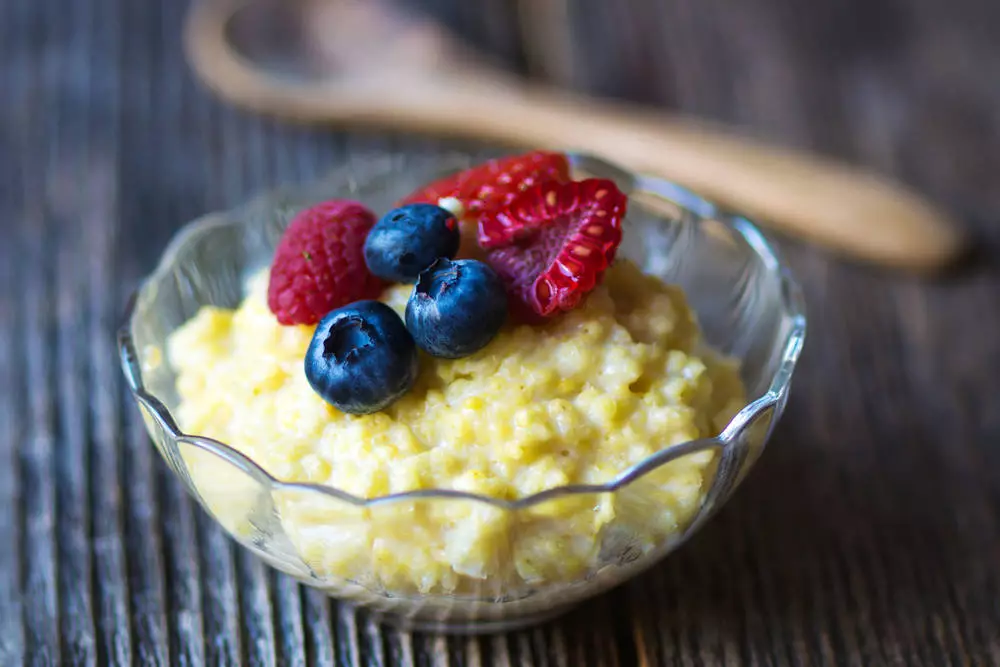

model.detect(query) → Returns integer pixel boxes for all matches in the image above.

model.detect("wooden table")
[2,0,999,664]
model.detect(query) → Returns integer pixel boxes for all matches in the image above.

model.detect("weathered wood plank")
[86,158,133,667]
[236,551,278,667]
[21,117,62,667]
[271,573,307,667]
[301,591,336,667]
[53,173,99,667]
[196,514,243,666]
[0,66,27,666]
[158,469,207,667]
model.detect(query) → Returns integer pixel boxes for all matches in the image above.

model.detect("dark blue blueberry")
[364,203,460,283]
[405,258,508,359]
[305,301,418,414]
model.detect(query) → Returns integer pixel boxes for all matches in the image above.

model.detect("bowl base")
[365,602,577,635]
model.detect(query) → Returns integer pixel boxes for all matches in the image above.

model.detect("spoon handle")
[184,1,963,271]
[503,92,964,271]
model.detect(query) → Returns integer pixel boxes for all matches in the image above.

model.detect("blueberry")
[305,301,418,414]
[364,203,460,283]
[405,258,508,359]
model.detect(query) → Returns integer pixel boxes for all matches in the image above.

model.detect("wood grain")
[2,0,1000,665]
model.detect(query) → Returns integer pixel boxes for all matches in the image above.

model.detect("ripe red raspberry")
[267,200,386,326]
[398,151,570,218]
[482,178,627,322]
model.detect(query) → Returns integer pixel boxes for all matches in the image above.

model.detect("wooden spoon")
[183,0,964,271]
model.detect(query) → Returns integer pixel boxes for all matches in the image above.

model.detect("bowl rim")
[117,152,807,510]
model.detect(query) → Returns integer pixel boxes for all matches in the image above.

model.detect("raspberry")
[482,178,627,322]
[398,151,570,218]
[267,200,386,326]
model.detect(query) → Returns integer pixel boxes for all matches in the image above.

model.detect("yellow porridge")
[167,260,744,594]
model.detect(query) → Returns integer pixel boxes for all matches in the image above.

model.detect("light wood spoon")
[183,0,964,271]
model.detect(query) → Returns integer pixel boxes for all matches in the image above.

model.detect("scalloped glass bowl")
[119,152,805,633]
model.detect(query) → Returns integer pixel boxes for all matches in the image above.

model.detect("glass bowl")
[118,152,806,633]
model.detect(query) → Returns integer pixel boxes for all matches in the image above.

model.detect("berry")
[364,203,461,283]
[405,258,507,359]
[482,178,627,321]
[398,151,570,219]
[305,301,419,414]
[268,200,385,326]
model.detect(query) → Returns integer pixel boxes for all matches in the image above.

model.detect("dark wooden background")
[2,0,999,664]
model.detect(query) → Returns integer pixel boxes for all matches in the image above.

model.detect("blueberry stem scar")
[323,316,375,363]
[416,257,461,299]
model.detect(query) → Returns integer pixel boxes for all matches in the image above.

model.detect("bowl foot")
[365,602,578,635]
